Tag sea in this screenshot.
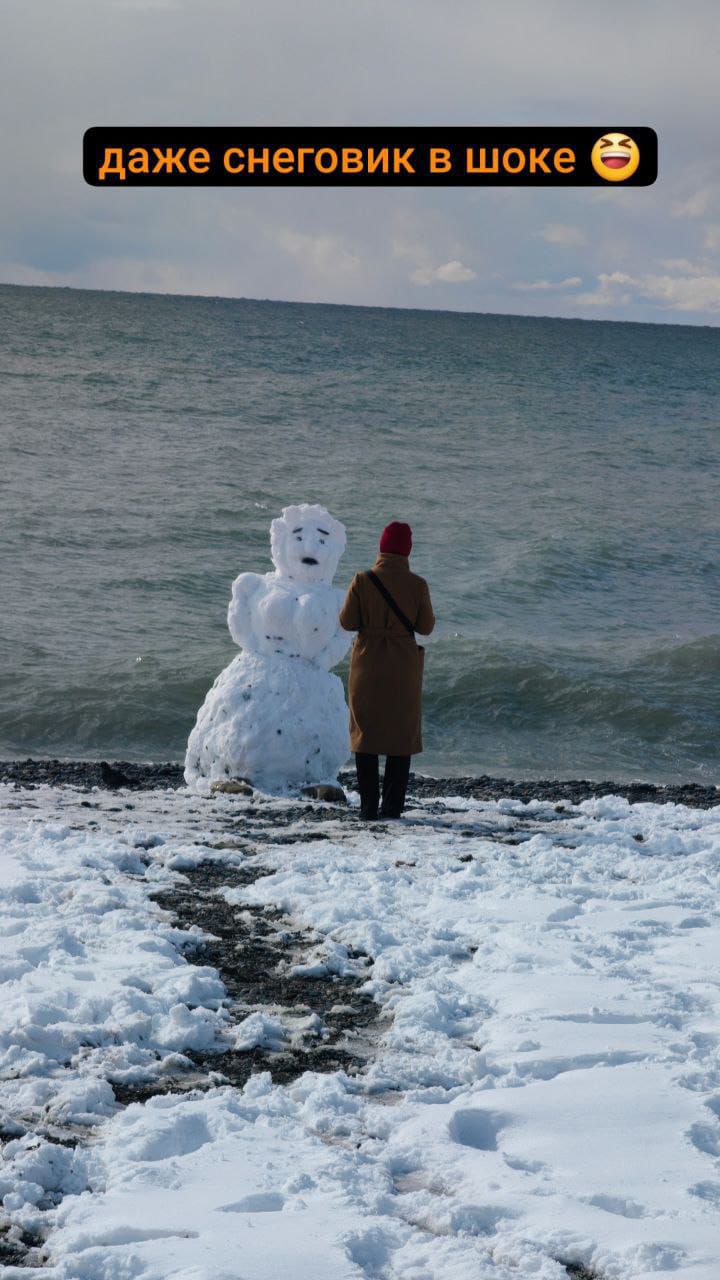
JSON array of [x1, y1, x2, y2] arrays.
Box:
[[1, 282, 718, 783]]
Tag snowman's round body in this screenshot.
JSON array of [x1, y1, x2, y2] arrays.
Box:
[[185, 506, 353, 795]]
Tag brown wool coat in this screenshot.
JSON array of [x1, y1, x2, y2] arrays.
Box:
[[338, 552, 435, 755]]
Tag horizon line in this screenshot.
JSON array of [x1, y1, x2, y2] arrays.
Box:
[[0, 277, 717, 331]]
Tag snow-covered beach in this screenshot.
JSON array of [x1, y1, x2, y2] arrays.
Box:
[[2, 770, 720, 1279]]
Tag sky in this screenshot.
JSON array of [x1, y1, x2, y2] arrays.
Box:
[[1, 0, 720, 324]]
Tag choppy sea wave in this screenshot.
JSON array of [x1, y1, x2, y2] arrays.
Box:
[[1, 284, 718, 781], [1, 633, 717, 784]]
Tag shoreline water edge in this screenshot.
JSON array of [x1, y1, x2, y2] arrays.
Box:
[[0, 758, 717, 809]]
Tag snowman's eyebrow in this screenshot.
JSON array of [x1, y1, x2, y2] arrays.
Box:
[[292, 526, 303, 533], [317, 527, 330, 535]]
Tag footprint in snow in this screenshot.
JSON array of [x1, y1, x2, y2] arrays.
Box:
[[82, 1227, 201, 1247], [688, 1121, 720, 1158], [128, 1113, 213, 1162], [218, 1192, 285, 1213], [449, 1202, 519, 1235], [392, 1169, 449, 1196], [344, 1225, 400, 1277], [503, 1155, 547, 1174], [448, 1108, 511, 1151], [586, 1192, 648, 1218], [546, 904, 583, 923], [689, 1181, 720, 1205]]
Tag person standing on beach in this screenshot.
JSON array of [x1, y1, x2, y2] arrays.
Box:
[[339, 522, 435, 820]]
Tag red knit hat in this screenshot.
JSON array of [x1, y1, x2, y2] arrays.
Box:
[[379, 521, 412, 557]]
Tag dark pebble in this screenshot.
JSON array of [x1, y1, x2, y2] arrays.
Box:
[[0, 760, 716, 810]]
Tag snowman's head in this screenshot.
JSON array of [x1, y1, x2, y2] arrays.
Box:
[[270, 503, 346, 585]]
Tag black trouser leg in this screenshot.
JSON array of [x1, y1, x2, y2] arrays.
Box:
[[380, 755, 411, 818], [355, 752, 380, 819]]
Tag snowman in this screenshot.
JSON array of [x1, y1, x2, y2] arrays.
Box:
[[184, 503, 353, 797]]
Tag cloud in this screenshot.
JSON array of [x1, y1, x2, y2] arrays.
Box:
[[110, 0, 179, 8], [574, 276, 633, 309], [0, 255, 251, 296], [410, 260, 476, 286], [575, 268, 720, 312], [671, 189, 712, 218], [538, 223, 587, 247], [0, 0, 719, 321], [658, 257, 711, 275], [511, 276, 582, 291], [271, 229, 362, 280]]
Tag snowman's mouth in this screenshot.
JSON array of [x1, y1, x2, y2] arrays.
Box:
[[302, 556, 319, 565]]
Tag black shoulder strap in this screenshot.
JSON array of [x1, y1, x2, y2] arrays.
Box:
[[366, 571, 416, 636]]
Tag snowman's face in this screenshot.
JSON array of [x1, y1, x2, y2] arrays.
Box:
[[270, 504, 346, 585]]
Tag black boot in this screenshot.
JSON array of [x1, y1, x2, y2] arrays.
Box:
[[355, 752, 380, 820], [379, 756, 410, 819]]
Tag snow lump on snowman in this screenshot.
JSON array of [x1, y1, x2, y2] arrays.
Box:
[[184, 503, 353, 796]]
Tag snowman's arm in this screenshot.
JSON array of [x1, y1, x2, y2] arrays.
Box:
[[314, 587, 355, 669], [338, 574, 362, 632], [227, 572, 265, 648], [315, 623, 354, 670]]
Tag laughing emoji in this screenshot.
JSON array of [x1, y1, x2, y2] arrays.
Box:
[[591, 132, 640, 182]]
